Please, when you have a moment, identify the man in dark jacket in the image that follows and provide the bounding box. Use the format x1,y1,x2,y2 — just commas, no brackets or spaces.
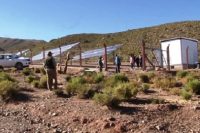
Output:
115,54,121,73
98,56,104,72
44,51,57,90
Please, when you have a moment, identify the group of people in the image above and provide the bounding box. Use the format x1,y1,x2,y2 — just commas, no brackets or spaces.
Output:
98,53,143,73
98,54,121,73
43,51,143,91
129,53,143,69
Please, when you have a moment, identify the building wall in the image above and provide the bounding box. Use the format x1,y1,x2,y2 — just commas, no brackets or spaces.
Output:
181,39,198,65
161,40,182,66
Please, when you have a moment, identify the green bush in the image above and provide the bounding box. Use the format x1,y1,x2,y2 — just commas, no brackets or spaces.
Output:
94,73,104,83
154,77,176,90
65,77,86,95
140,83,150,93
139,74,149,83
34,68,41,73
113,83,137,100
185,79,200,95
93,93,120,107
53,89,65,97
181,89,192,100
77,85,95,99
169,88,181,96
176,71,188,78
25,75,35,83
65,75,72,82
0,80,19,101
105,74,129,87
114,74,129,83
31,80,40,88
0,72,15,82
22,68,32,76
40,68,46,75
147,72,156,79
150,98,165,104
39,75,47,88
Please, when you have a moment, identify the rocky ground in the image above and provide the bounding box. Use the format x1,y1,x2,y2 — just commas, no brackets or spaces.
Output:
0,69,200,133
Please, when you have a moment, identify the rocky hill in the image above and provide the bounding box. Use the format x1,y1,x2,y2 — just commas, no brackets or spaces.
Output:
1,21,200,59
0,37,46,52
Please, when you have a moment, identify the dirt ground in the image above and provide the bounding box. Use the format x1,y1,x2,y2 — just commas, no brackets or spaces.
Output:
0,68,200,133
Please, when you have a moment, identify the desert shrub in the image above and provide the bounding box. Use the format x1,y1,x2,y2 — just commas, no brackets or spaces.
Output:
53,89,65,97
39,75,47,88
83,71,96,77
93,93,120,107
0,80,19,101
185,79,200,95
40,68,46,75
105,74,129,87
139,74,149,83
154,77,176,90
147,72,156,79
25,75,36,83
0,72,15,82
65,75,72,82
181,89,192,100
34,68,41,73
65,77,86,95
31,80,40,88
140,83,150,93
186,74,199,82
150,98,165,104
113,83,134,100
169,88,181,96
114,74,129,83
176,71,188,78
77,85,95,99
94,73,104,83
22,68,32,76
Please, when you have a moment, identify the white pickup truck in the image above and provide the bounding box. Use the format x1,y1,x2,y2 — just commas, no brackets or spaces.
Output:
0,54,31,70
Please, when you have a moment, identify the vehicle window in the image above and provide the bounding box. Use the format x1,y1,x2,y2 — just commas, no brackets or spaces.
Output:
0,55,4,59
5,55,12,59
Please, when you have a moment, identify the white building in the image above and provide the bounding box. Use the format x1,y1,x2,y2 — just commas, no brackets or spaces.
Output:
161,37,198,69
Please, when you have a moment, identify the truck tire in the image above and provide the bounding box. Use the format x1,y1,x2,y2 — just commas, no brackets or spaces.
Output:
15,62,23,70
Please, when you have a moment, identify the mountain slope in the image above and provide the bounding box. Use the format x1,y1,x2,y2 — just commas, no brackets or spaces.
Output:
1,21,200,60
0,37,46,52
47,21,200,60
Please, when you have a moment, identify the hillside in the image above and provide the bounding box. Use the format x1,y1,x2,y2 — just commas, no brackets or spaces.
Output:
46,21,200,60
1,21,200,60
0,37,46,52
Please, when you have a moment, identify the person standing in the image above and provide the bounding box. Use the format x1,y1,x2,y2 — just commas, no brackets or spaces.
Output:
135,56,139,68
44,51,57,90
98,56,104,72
115,54,121,73
130,54,135,69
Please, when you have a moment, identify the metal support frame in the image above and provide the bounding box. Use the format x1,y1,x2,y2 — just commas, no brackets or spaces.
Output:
103,43,108,71
186,46,189,69
166,45,170,71
141,40,146,71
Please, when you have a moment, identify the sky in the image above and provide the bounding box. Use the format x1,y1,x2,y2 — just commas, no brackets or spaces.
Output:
0,0,199,41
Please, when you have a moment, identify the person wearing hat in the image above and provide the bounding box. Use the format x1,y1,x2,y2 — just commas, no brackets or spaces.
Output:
44,51,57,90
98,56,104,72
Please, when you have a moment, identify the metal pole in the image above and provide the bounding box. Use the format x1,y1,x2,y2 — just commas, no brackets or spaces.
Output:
79,45,82,67
142,40,146,71
59,45,62,65
166,45,170,71
186,46,189,69
103,43,107,71
42,46,45,60
29,49,32,64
